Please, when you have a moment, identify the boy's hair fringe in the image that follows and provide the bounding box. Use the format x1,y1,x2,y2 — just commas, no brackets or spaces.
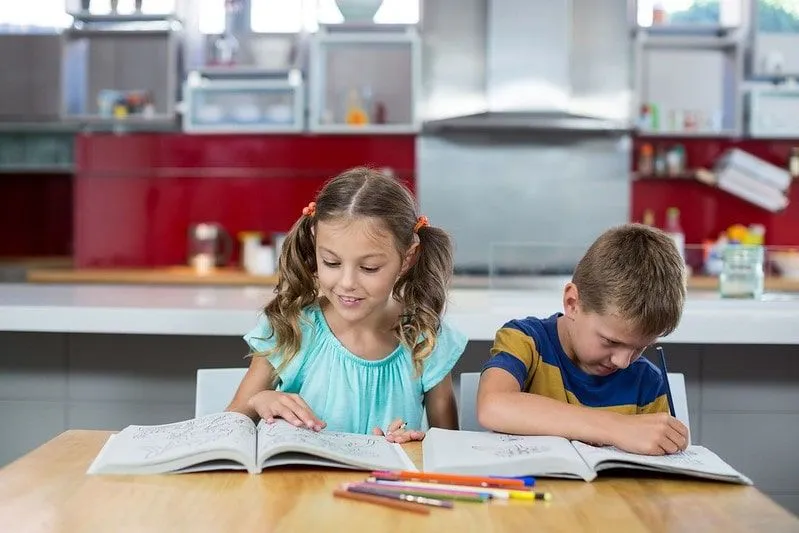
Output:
572,223,686,338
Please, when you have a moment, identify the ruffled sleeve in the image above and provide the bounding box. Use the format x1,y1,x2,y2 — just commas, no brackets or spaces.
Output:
420,321,468,392
242,310,317,391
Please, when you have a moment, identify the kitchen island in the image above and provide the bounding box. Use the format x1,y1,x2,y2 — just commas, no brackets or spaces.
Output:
1,282,798,515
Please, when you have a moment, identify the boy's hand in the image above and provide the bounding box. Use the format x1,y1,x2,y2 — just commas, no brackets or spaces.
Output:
372,418,425,443
248,390,326,431
610,412,689,455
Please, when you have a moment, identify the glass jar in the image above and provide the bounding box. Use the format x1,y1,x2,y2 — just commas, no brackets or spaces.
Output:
719,244,764,299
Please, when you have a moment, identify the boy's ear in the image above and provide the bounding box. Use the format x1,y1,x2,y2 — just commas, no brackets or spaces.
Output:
400,242,420,276
563,282,580,320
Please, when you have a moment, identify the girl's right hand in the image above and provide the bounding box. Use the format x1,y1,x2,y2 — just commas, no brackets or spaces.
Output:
248,390,326,431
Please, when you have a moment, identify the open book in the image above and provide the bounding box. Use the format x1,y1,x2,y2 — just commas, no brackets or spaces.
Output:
87,412,416,475
423,428,752,485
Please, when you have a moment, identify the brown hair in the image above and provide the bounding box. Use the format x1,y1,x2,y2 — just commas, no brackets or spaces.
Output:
261,167,454,378
572,223,686,338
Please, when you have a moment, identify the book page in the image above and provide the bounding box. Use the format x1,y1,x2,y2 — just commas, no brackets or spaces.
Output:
571,441,752,484
256,420,416,472
422,428,596,481
88,412,257,474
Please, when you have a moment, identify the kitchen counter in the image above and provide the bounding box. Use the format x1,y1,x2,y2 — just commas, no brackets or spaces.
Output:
24,267,799,293
0,283,796,344
26,266,279,287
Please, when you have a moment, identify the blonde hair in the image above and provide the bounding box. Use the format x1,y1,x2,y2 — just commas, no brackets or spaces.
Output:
572,223,686,338
261,167,454,378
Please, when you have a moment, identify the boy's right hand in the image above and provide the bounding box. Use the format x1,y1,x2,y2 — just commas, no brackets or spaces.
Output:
609,412,689,456
248,390,326,432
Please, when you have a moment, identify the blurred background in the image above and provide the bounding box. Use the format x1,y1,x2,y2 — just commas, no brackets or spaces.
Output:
0,0,797,286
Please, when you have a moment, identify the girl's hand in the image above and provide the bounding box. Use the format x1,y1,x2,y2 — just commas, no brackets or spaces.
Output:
372,418,425,443
248,390,326,431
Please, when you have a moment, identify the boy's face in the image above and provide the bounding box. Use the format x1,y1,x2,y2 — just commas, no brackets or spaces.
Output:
562,284,656,376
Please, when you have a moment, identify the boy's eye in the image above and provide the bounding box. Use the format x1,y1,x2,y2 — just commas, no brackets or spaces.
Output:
602,338,618,346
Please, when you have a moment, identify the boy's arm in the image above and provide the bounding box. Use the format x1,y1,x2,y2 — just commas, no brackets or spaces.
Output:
477,368,689,455
477,367,618,443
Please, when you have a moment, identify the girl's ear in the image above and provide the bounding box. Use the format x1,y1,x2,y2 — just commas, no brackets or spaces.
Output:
400,242,420,276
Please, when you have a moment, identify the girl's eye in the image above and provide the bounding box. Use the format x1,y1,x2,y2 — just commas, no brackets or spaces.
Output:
361,266,380,273
322,260,340,268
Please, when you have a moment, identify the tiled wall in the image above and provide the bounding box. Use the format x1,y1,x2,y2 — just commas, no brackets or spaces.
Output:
73,133,416,267
1,331,797,516
631,136,799,245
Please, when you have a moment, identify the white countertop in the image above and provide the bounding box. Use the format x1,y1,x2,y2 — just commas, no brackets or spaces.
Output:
0,283,797,344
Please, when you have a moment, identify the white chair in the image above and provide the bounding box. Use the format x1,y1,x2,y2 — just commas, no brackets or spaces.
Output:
194,368,248,418
457,371,691,437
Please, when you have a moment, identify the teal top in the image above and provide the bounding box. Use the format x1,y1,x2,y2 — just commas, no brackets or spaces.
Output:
243,303,467,434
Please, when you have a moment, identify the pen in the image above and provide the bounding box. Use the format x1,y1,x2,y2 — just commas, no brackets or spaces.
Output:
333,488,430,514
656,346,676,417
371,470,526,489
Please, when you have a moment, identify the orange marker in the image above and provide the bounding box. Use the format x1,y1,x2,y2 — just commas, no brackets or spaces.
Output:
371,470,527,489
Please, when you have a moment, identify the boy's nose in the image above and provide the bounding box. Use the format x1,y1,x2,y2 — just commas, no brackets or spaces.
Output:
610,351,633,369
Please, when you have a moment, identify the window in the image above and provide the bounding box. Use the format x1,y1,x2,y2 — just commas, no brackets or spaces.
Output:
636,0,742,27
251,0,318,33
0,1,72,30
199,0,225,34
757,0,799,32
248,0,420,33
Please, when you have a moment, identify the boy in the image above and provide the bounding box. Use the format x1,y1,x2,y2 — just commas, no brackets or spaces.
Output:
476,223,690,456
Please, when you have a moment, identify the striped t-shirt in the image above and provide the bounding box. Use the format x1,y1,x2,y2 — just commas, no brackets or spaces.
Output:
482,313,669,414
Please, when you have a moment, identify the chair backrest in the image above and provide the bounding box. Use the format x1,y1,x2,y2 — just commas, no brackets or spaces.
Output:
195,368,248,418
458,372,486,432
457,371,691,438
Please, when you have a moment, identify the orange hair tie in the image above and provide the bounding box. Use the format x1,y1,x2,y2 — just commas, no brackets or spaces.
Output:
413,215,429,233
301,202,316,217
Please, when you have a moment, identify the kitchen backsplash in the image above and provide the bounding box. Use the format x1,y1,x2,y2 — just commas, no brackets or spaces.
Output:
631,136,799,246
71,133,415,267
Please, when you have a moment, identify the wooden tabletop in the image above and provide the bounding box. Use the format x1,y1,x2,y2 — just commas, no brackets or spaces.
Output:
0,431,797,533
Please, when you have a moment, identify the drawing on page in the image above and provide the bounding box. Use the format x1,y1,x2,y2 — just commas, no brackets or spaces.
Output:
259,422,381,458
131,413,254,460
471,442,552,459
580,445,706,467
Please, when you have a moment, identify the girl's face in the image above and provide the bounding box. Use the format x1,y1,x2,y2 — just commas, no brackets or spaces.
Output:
314,217,414,324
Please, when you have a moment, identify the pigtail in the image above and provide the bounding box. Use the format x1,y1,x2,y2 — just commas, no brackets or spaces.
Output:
261,214,318,381
393,224,454,376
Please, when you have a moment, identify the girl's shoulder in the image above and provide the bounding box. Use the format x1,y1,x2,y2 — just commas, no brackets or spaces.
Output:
244,302,326,354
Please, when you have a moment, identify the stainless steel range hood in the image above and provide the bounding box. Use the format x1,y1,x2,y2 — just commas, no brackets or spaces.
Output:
422,0,634,133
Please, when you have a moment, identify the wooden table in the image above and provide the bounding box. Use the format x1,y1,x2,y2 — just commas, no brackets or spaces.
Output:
0,431,797,533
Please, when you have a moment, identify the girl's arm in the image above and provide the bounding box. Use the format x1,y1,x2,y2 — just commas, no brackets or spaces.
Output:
423,373,459,430
225,355,274,420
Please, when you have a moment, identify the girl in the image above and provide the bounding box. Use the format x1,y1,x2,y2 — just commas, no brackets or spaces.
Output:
226,167,467,443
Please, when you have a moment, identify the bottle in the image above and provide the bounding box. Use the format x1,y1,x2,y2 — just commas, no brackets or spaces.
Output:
638,143,654,176
664,207,685,262
789,147,799,179
345,89,369,125
642,209,655,226
652,2,667,25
